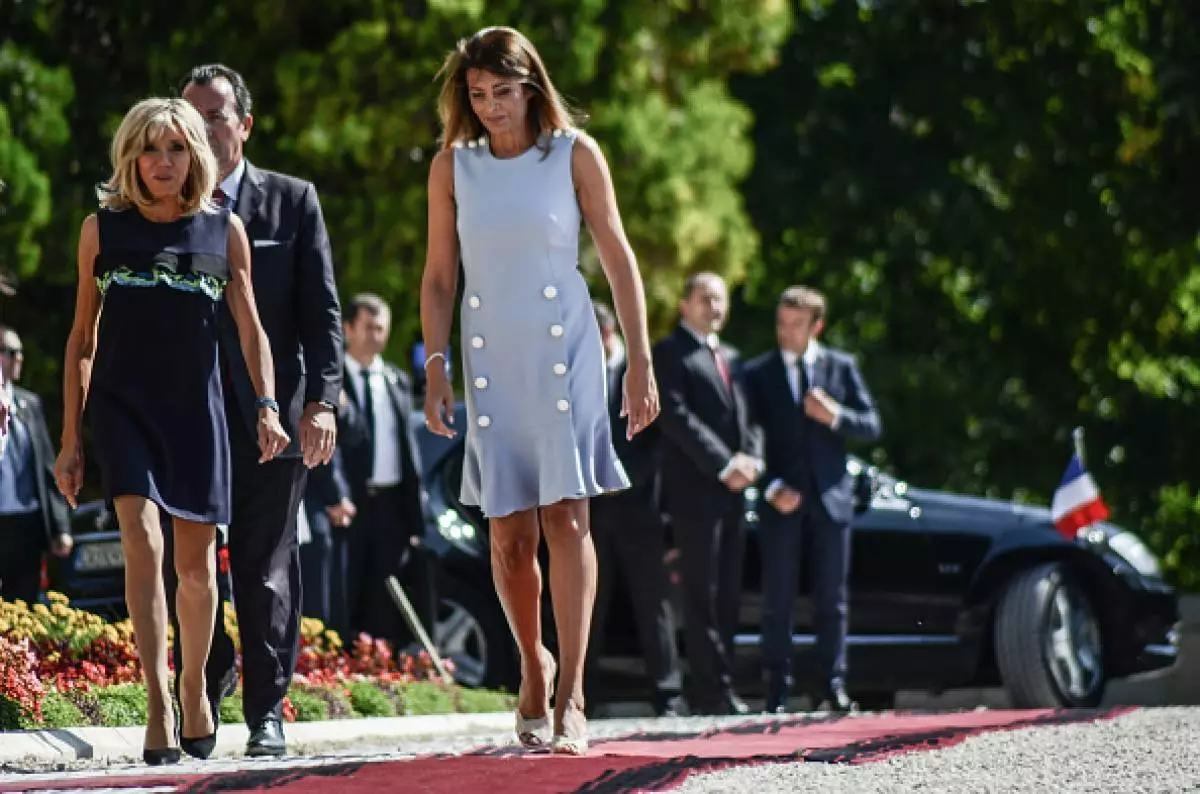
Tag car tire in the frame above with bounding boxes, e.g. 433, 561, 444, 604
435, 577, 517, 691
994, 562, 1105, 708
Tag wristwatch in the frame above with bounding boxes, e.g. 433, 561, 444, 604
254, 396, 280, 413
315, 399, 337, 412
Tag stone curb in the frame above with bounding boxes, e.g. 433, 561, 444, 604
0, 711, 514, 764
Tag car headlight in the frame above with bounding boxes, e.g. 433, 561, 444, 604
435, 507, 481, 553
1107, 531, 1162, 578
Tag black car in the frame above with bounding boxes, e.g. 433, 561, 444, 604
51, 405, 1179, 710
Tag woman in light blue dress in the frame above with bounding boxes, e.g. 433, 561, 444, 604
420, 26, 659, 754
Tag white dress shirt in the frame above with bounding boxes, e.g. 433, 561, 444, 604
345, 355, 403, 488
218, 158, 246, 211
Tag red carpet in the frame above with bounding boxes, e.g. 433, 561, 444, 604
0, 707, 1133, 794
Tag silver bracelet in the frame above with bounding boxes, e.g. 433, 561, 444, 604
424, 351, 446, 370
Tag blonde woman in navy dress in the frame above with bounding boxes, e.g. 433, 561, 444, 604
421, 27, 660, 754
55, 98, 289, 765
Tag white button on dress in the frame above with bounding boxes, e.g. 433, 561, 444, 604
543, 285, 558, 299
471, 335, 485, 349
550, 324, 564, 338
468, 295, 481, 309
553, 363, 567, 376
477, 415, 491, 428
474, 376, 488, 390
556, 399, 570, 412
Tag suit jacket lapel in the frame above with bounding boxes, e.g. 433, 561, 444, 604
236, 161, 266, 226
811, 348, 831, 392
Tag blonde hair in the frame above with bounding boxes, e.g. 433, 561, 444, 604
97, 97, 218, 215
436, 26, 583, 154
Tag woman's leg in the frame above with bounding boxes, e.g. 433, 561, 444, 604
112, 497, 175, 750
539, 498, 596, 737
172, 518, 217, 738
489, 508, 552, 719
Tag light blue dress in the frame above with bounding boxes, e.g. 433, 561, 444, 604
454, 129, 629, 518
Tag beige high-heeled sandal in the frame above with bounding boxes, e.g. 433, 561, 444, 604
516, 648, 557, 749
550, 703, 588, 756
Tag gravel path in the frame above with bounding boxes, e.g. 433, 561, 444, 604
672, 707, 1200, 794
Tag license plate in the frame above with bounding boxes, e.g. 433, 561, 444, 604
77, 541, 125, 572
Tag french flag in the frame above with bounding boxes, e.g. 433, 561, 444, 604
1050, 454, 1110, 539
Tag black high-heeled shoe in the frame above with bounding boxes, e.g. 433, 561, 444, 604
143, 746, 182, 766
179, 710, 217, 760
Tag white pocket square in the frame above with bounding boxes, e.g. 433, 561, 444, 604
252, 239, 284, 248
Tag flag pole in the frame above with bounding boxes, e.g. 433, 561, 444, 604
1072, 426, 1086, 467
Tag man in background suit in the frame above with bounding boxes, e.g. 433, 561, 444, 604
337, 294, 435, 652
300, 455, 355, 628
743, 285, 881, 713
586, 302, 683, 718
652, 272, 762, 716
0, 326, 71, 603
174, 64, 343, 757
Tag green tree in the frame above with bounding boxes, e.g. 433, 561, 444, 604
733, 1, 1200, 582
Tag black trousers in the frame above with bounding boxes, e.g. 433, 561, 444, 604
587, 485, 682, 705
165, 420, 306, 727
759, 499, 851, 688
300, 505, 334, 625
664, 485, 745, 709
0, 510, 44, 605
340, 485, 436, 652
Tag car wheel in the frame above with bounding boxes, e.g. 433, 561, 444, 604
994, 562, 1105, 708
434, 578, 516, 691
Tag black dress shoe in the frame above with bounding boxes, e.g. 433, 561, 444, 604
246, 716, 286, 758
653, 693, 685, 718
143, 746, 182, 766
764, 675, 793, 714
813, 681, 857, 714
727, 692, 751, 716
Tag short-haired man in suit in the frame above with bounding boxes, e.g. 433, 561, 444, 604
586, 302, 683, 717
0, 326, 72, 603
336, 294, 435, 652
652, 272, 762, 716
743, 285, 881, 713
176, 64, 343, 757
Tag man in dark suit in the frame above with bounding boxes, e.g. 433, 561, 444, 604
300, 454, 356, 627
743, 285, 881, 713
652, 272, 762, 716
0, 326, 71, 603
176, 64, 343, 757
586, 302, 683, 718
336, 294, 435, 653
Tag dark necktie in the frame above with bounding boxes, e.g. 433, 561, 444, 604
361, 369, 377, 473
794, 356, 810, 403
213, 187, 230, 209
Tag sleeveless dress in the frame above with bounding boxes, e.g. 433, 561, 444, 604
454, 129, 629, 518
87, 207, 232, 524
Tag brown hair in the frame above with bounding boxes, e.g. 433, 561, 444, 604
436, 26, 582, 154
97, 97, 218, 215
779, 285, 827, 323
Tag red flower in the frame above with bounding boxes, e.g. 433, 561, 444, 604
217, 547, 231, 576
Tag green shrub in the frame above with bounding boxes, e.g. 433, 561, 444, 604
347, 681, 395, 718
0, 695, 30, 730
457, 687, 516, 714
96, 683, 148, 727
63, 689, 102, 726
287, 689, 329, 722
396, 682, 456, 716
307, 685, 353, 719
39, 691, 84, 729
218, 688, 244, 725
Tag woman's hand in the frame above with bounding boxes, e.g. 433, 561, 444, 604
621, 353, 660, 439
257, 409, 291, 463
423, 365, 457, 439
54, 443, 85, 509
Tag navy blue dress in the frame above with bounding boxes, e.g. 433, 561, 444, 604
88, 207, 232, 524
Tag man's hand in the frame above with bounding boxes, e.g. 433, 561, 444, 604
720, 452, 763, 493
300, 402, 337, 468
50, 534, 74, 558
768, 484, 803, 515
804, 387, 840, 427
325, 497, 356, 529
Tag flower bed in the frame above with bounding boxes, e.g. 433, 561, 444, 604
0, 594, 513, 730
